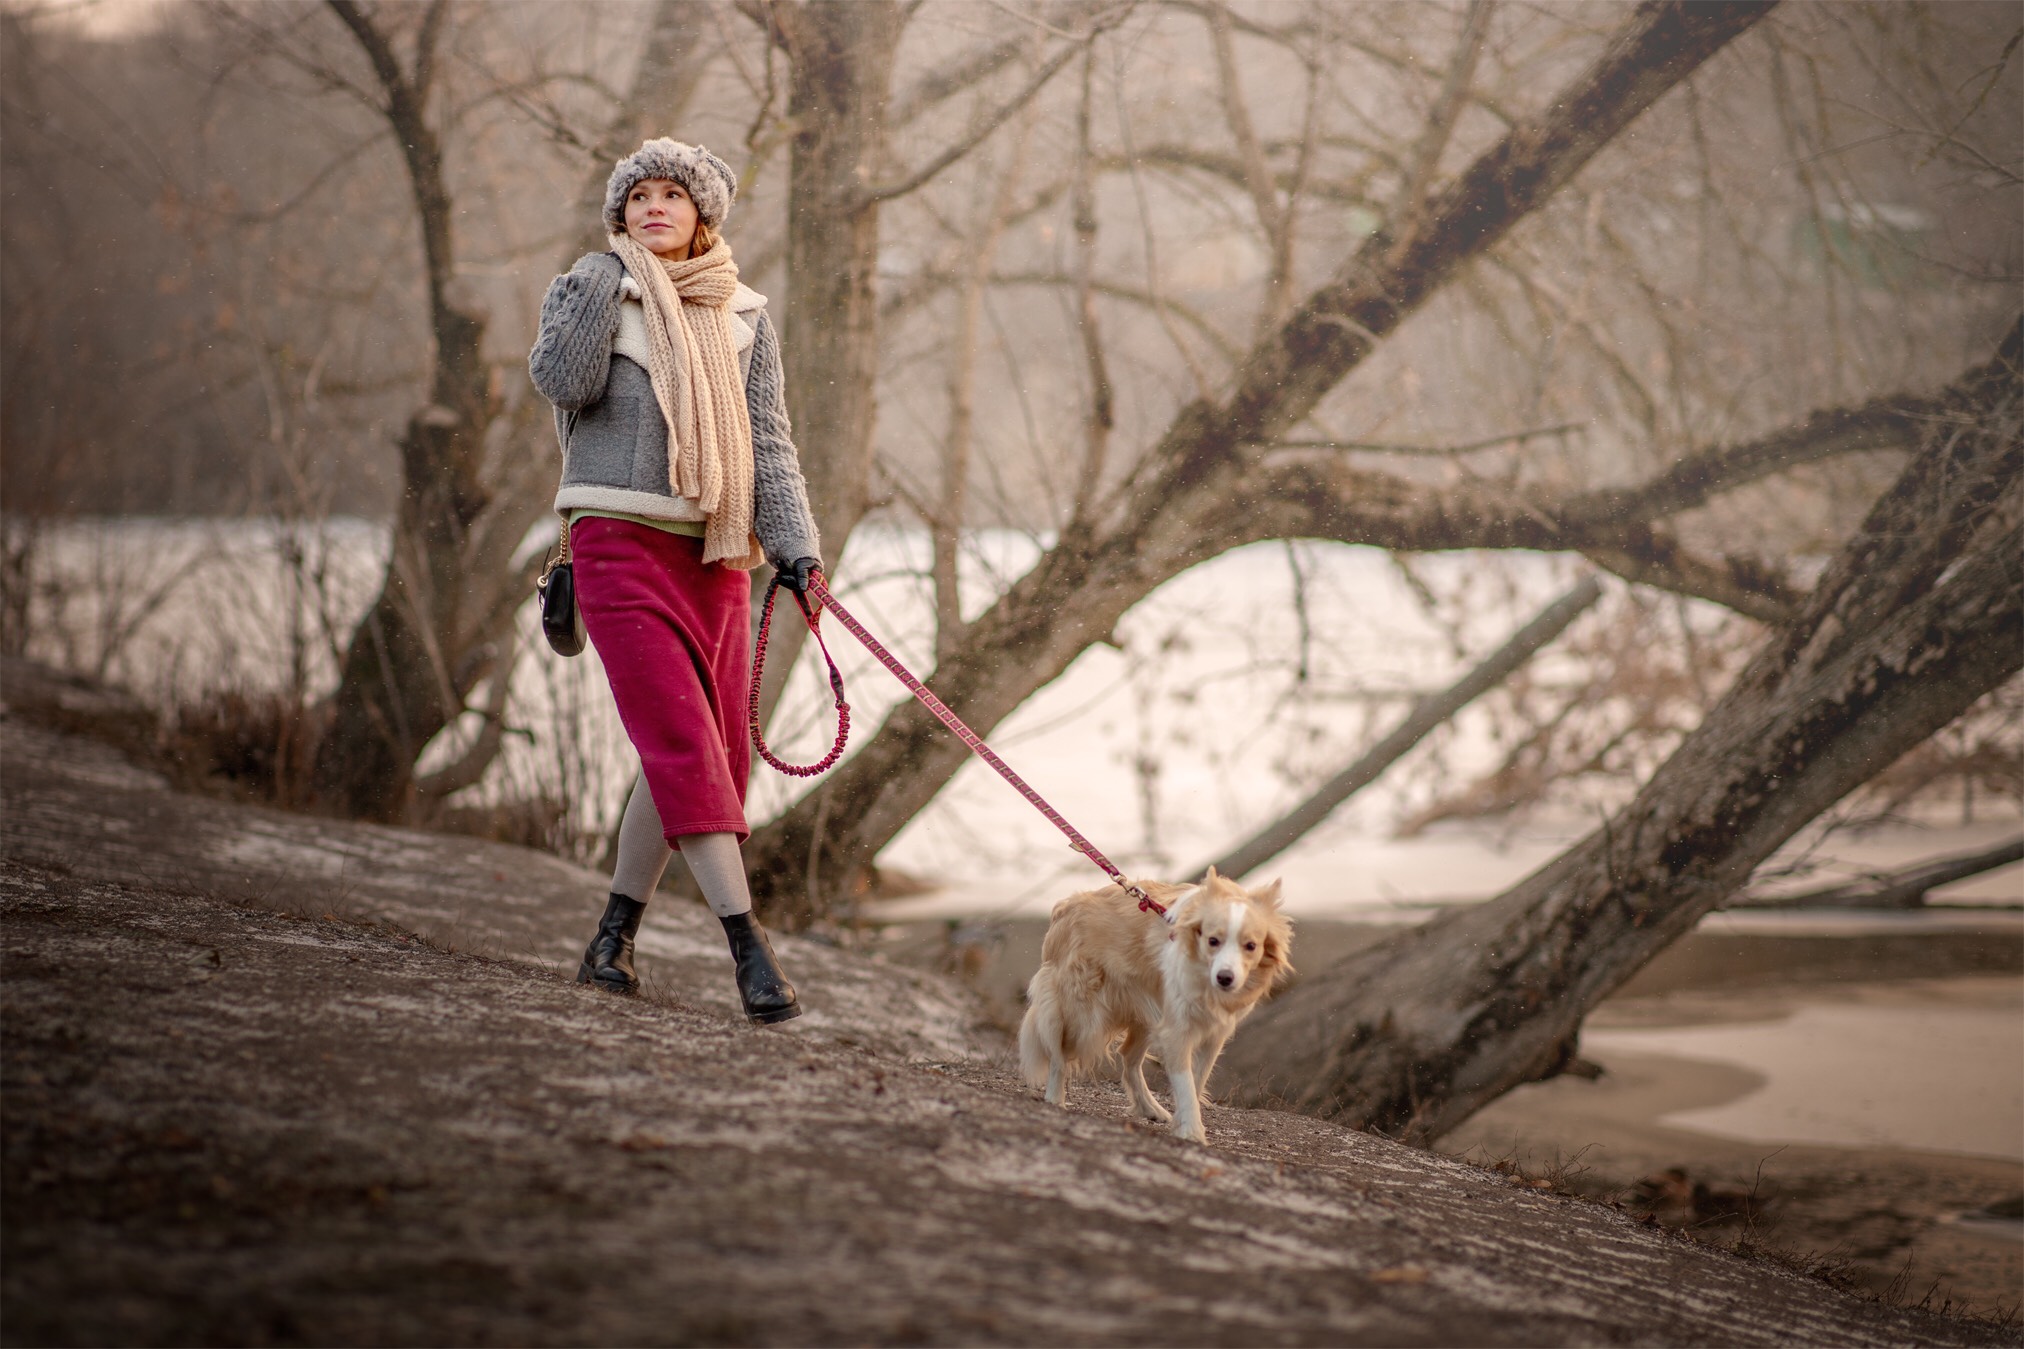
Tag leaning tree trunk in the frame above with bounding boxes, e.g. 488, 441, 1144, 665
1215, 344, 2023, 1143
741, 0, 1777, 925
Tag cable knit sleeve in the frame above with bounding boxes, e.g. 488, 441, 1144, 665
745, 310, 822, 572
528, 252, 624, 411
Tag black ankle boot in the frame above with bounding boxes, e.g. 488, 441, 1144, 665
719, 911, 801, 1024
577, 893, 647, 995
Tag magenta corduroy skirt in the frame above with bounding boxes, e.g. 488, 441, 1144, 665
571, 516, 752, 842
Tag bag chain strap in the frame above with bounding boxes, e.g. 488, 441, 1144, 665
542, 518, 571, 585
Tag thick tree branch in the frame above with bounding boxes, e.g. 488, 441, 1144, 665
410, 0, 449, 104
325, 0, 474, 414
1562, 322, 2021, 526
325, 0, 404, 107
1237, 319, 2021, 567
733, 0, 780, 46
413, 628, 518, 801
1582, 531, 1800, 624
1112, 1, 1778, 521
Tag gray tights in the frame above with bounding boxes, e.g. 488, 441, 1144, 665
609, 774, 754, 919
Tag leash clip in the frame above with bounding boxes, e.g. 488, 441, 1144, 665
1127, 882, 1168, 919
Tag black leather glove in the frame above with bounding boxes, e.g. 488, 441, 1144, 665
778, 556, 821, 595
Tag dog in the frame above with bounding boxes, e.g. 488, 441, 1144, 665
1018, 867, 1293, 1144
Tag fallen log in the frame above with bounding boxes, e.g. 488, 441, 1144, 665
1725, 836, 2023, 910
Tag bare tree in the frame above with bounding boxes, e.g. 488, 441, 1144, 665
1219, 327, 2021, 1140
741, 0, 1122, 712
275, 0, 714, 819
303, 0, 508, 819
742, 1, 1782, 925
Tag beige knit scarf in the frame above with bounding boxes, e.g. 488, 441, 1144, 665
608, 232, 762, 569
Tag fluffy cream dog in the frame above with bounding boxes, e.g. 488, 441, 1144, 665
1018, 867, 1294, 1144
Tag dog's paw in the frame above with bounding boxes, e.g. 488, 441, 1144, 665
1170, 1120, 1207, 1144
1134, 1100, 1172, 1123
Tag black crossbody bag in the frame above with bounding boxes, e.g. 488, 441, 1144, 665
537, 518, 585, 656
538, 410, 587, 656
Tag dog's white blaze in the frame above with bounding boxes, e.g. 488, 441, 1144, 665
1211, 899, 1247, 991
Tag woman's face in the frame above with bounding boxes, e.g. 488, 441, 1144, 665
623, 178, 699, 257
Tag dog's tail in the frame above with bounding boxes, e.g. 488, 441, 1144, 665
1017, 968, 1059, 1089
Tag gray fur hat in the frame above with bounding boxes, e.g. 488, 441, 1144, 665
602, 138, 738, 234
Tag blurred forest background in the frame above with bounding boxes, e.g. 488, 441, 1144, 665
1, 0, 2016, 938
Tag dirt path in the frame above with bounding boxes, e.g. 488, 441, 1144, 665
3, 693, 2017, 1345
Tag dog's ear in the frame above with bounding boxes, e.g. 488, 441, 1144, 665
1165, 879, 1207, 919
1256, 908, 1295, 984
1252, 877, 1284, 909
1263, 926, 1294, 982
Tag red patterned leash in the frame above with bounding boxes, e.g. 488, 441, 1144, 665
747, 569, 1163, 917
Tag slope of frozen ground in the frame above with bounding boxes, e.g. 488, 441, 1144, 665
4, 693, 2020, 1345
0, 704, 997, 1067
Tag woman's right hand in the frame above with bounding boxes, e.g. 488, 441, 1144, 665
567, 250, 625, 293
776, 557, 820, 595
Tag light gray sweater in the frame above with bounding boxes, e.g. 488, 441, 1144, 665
528, 251, 821, 570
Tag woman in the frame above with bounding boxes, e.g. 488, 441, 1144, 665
528, 138, 818, 1024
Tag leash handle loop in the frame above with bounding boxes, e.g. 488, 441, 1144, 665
748, 569, 850, 777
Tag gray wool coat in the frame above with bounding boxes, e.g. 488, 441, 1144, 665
528, 251, 820, 570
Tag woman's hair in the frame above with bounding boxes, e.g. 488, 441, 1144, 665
689, 221, 720, 259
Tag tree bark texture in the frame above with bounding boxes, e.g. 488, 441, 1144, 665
740, 2, 905, 722
775, 1, 903, 557
741, 1, 1777, 923
1214, 334, 2022, 1143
